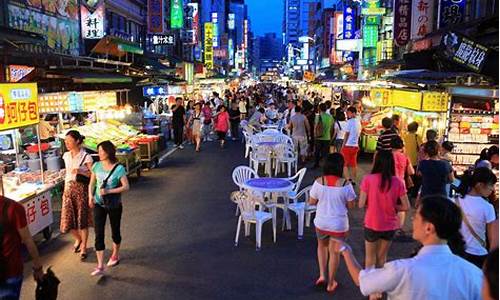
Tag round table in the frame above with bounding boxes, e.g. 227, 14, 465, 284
243, 178, 294, 193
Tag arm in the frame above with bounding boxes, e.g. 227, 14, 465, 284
77, 161, 93, 177
304, 118, 311, 134
335, 243, 363, 286
105, 175, 130, 194
487, 220, 498, 251
309, 196, 319, 205
88, 171, 96, 208
406, 160, 415, 176
358, 191, 367, 209
18, 226, 43, 281
396, 194, 410, 212
347, 200, 356, 209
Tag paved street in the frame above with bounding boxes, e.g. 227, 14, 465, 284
21, 140, 417, 300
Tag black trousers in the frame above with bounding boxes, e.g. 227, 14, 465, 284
173, 123, 184, 146
94, 204, 122, 251
230, 122, 239, 139
315, 140, 330, 166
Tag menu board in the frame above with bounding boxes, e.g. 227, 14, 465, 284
422, 92, 449, 112
39, 91, 116, 113
392, 90, 422, 111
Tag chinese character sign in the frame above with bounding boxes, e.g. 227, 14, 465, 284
343, 7, 356, 40
81, 3, 105, 39
441, 31, 490, 72
204, 23, 214, 70
171, 0, 184, 29
187, 3, 199, 43
411, 0, 435, 40
439, 0, 466, 28
394, 0, 412, 46
22, 191, 53, 236
152, 34, 175, 45
148, 0, 164, 33
0, 83, 39, 130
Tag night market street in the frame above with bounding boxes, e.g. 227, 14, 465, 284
20, 141, 417, 300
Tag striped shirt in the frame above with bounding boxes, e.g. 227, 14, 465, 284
377, 129, 399, 151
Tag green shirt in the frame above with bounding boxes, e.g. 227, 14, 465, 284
92, 162, 127, 205
315, 113, 334, 141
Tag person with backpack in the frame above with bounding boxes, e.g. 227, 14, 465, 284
313, 103, 334, 168
88, 141, 130, 276
0, 195, 44, 299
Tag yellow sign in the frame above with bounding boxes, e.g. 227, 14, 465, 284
392, 90, 422, 110
0, 83, 39, 130
204, 22, 214, 70
370, 88, 393, 107
422, 92, 449, 112
303, 71, 315, 82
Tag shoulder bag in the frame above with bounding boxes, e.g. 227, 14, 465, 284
101, 164, 123, 209
455, 196, 487, 248
75, 153, 91, 185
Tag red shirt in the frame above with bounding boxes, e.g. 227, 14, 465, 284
215, 111, 230, 132
393, 151, 409, 181
360, 174, 406, 231
1, 197, 27, 278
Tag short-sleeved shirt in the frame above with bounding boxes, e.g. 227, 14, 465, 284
454, 195, 497, 256
0, 197, 28, 278
171, 105, 186, 125
403, 133, 422, 167
418, 160, 452, 197
315, 113, 334, 141
361, 174, 407, 231
393, 151, 410, 181
290, 114, 308, 138
377, 128, 399, 151
311, 178, 356, 232
359, 245, 482, 300
63, 149, 93, 182
334, 120, 347, 141
344, 117, 361, 147
215, 111, 230, 132
238, 101, 247, 113
92, 162, 127, 205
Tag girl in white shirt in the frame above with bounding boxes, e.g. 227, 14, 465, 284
455, 167, 498, 268
309, 153, 356, 293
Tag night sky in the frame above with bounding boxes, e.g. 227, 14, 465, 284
246, 0, 283, 37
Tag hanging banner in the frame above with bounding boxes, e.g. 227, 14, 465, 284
0, 83, 39, 130
204, 23, 214, 70
148, 0, 164, 33
394, 0, 412, 46
323, 9, 335, 59
187, 3, 199, 43
228, 13, 235, 30
211, 12, 219, 47
7, 65, 35, 83
343, 6, 356, 62
363, 25, 378, 48
439, 0, 466, 28
81, 2, 105, 39
171, 0, 183, 29
441, 31, 490, 72
411, 0, 435, 40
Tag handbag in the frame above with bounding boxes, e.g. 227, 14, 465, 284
75, 153, 90, 185
314, 114, 323, 138
455, 196, 487, 248
101, 164, 122, 209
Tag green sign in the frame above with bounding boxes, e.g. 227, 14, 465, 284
363, 25, 378, 48
171, 0, 183, 29
365, 16, 379, 25
363, 48, 377, 66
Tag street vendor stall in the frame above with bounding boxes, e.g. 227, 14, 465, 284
0, 83, 64, 240
445, 86, 499, 174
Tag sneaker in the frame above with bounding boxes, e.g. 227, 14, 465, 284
91, 267, 105, 276
179, 145, 184, 149
107, 256, 120, 267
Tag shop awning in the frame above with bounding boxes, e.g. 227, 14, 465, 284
91, 36, 144, 57
46, 70, 132, 84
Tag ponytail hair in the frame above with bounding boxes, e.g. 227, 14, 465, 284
457, 167, 497, 197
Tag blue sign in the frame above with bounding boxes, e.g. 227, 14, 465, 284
343, 6, 357, 62
143, 86, 168, 97
439, 0, 466, 28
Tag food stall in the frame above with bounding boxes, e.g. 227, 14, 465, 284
361, 88, 449, 153
0, 83, 64, 240
445, 86, 499, 174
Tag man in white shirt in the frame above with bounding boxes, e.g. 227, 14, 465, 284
335, 196, 483, 300
341, 106, 361, 181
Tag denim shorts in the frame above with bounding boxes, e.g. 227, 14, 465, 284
0, 276, 23, 299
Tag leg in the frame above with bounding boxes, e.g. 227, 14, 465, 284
70, 229, 82, 249
327, 238, 342, 291
316, 238, 329, 282
376, 239, 393, 267
364, 240, 378, 269
108, 205, 123, 259
80, 228, 89, 256
398, 211, 406, 230
314, 140, 321, 166
93, 205, 107, 269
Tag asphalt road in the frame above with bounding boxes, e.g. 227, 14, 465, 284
21, 140, 417, 300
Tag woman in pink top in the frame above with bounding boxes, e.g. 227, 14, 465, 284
214, 105, 230, 148
359, 150, 410, 273
391, 136, 414, 237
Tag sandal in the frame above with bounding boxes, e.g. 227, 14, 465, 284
80, 252, 88, 261
73, 241, 82, 253
314, 277, 326, 288
326, 282, 339, 293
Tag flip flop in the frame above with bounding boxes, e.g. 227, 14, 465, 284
314, 278, 326, 288
326, 282, 339, 294
73, 241, 82, 253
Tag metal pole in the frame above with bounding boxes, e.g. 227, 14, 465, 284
35, 124, 45, 184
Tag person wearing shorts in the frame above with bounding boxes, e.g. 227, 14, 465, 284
341, 106, 361, 181
289, 106, 310, 163
309, 153, 356, 293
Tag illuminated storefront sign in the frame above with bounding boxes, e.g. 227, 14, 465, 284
228, 13, 235, 30
0, 83, 39, 130
211, 12, 219, 47
81, 2, 105, 39
7, 65, 35, 83
204, 22, 214, 69
411, 0, 435, 40
187, 3, 199, 43
394, 0, 412, 46
170, 0, 183, 29
439, 0, 466, 28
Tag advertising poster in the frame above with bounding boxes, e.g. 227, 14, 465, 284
8, 3, 80, 55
